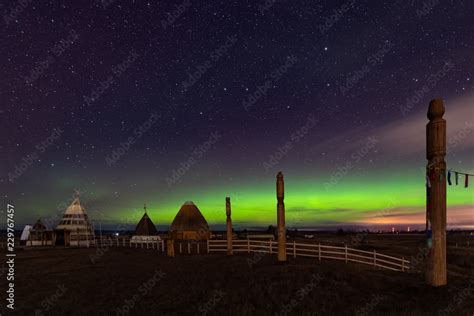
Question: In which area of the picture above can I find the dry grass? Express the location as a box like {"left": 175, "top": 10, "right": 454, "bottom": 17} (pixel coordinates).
{"left": 1, "top": 234, "right": 473, "bottom": 316}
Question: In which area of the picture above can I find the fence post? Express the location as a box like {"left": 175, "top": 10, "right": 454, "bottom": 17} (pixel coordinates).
{"left": 293, "top": 241, "right": 296, "bottom": 258}
{"left": 116, "top": 237, "right": 119, "bottom": 247}
{"left": 373, "top": 250, "right": 376, "bottom": 267}
{"left": 187, "top": 242, "right": 190, "bottom": 254}
{"left": 247, "top": 239, "right": 250, "bottom": 253}
{"left": 318, "top": 243, "right": 321, "bottom": 261}
{"left": 270, "top": 240, "right": 272, "bottom": 254}
{"left": 123, "top": 238, "right": 125, "bottom": 247}
{"left": 197, "top": 243, "right": 200, "bottom": 254}
{"left": 207, "top": 239, "right": 209, "bottom": 253}
{"left": 402, "top": 257, "right": 405, "bottom": 272}
{"left": 179, "top": 243, "right": 182, "bottom": 254}
{"left": 345, "top": 244, "right": 348, "bottom": 263}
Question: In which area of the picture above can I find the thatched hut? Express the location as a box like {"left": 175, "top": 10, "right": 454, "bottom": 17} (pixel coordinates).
{"left": 170, "top": 201, "right": 210, "bottom": 240}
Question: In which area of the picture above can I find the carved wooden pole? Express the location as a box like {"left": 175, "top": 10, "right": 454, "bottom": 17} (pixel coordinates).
{"left": 426, "top": 98, "right": 447, "bottom": 286}
{"left": 226, "top": 197, "right": 233, "bottom": 256}
{"left": 277, "top": 171, "right": 287, "bottom": 262}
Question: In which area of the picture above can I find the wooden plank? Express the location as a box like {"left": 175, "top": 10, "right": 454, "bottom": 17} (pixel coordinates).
{"left": 347, "top": 248, "right": 374, "bottom": 255}
{"left": 320, "top": 250, "right": 345, "bottom": 256}
{"left": 347, "top": 253, "right": 373, "bottom": 261}
{"left": 375, "top": 263, "right": 401, "bottom": 272}
{"left": 375, "top": 257, "right": 402, "bottom": 267}
{"left": 374, "top": 252, "right": 406, "bottom": 261}
{"left": 320, "top": 255, "right": 346, "bottom": 261}
{"left": 347, "top": 258, "right": 374, "bottom": 266}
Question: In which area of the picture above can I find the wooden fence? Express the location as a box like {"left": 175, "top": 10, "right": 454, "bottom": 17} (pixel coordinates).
{"left": 73, "top": 236, "right": 165, "bottom": 252}
{"left": 207, "top": 239, "right": 410, "bottom": 272}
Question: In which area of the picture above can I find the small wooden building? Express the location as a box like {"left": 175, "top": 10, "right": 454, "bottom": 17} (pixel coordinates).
{"left": 22, "top": 219, "right": 55, "bottom": 246}
{"left": 56, "top": 197, "right": 95, "bottom": 246}
{"left": 170, "top": 201, "right": 210, "bottom": 240}
{"left": 131, "top": 208, "right": 161, "bottom": 244}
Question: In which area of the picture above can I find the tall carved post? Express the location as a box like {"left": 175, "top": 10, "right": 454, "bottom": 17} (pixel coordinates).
{"left": 277, "top": 172, "right": 287, "bottom": 262}
{"left": 426, "top": 99, "right": 447, "bottom": 286}
{"left": 226, "top": 197, "right": 233, "bottom": 256}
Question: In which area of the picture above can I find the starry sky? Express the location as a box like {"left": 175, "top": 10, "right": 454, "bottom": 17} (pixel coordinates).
{"left": 1, "top": 1, "right": 473, "bottom": 231}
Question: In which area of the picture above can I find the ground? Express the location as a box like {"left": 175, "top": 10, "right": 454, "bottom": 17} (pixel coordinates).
{"left": 1, "top": 234, "right": 473, "bottom": 316}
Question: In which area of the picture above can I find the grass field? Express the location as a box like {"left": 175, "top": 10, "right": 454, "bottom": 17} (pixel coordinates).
{"left": 1, "top": 234, "right": 473, "bottom": 316}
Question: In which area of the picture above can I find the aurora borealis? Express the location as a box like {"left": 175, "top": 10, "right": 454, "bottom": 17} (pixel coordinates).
{"left": 1, "top": 1, "right": 473, "bottom": 231}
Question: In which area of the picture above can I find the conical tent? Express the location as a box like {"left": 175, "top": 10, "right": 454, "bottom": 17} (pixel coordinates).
{"left": 170, "top": 201, "right": 210, "bottom": 240}
{"left": 131, "top": 208, "right": 161, "bottom": 243}
{"left": 56, "top": 197, "right": 95, "bottom": 245}
{"left": 134, "top": 213, "right": 158, "bottom": 236}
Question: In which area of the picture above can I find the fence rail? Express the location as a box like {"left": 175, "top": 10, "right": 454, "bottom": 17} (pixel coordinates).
{"left": 70, "top": 237, "right": 165, "bottom": 252}
{"left": 207, "top": 239, "right": 410, "bottom": 272}
{"left": 15, "top": 236, "right": 409, "bottom": 272}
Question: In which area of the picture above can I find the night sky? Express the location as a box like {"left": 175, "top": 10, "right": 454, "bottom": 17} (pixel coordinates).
{"left": 1, "top": 1, "right": 473, "bottom": 230}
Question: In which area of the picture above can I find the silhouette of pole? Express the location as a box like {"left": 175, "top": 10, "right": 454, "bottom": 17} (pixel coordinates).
{"left": 426, "top": 98, "right": 447, "bottom": 286}
{"left": 277, "top": 171, "right": 287, "bottom": 262}
{"left": 226, "top": 197, "right": 233, "bottom": 256}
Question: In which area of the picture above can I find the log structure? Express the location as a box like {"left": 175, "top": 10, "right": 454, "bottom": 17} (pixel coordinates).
{"left": 426, "top": 98, "right": 447, "bottom": 286}
{"left": 276, "top": 171, "right": 287, "bottom": 262}
{"left": 226, "top": 197, "right": 233, "bottom": 256}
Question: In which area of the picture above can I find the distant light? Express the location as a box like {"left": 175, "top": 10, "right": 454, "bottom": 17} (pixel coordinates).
{"left": 115, "top": 233, "right": 119, "bottom": 236}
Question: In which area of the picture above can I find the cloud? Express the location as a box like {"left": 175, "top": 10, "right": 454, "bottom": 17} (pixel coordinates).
{"left": 376, "top": 95, "right": 474, "bottom": 156}
{"left": 313, "top": 94, "right": 474, "bottom": 160}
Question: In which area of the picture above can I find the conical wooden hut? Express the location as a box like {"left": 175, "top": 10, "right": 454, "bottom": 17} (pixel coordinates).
{"left": 131, "top": 207, "right": 161, "bottom": 244}
{"left": 56, "top": 197, "right": 95, "bottom": 246}
{"left": 170, "top": 201, "right": 210, "bottom": 240}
